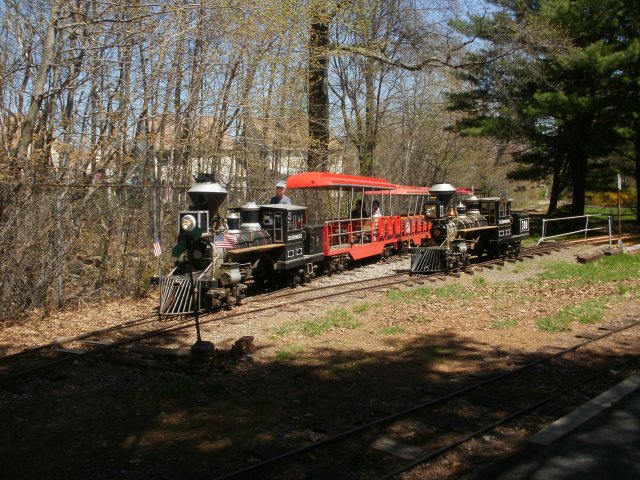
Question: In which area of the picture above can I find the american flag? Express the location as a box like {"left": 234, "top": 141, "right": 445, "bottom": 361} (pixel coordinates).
{"left": 152, "top": 237, "right": 162, "bottom": 257}
{"left": 214, "top": 232, "right": 238, "bottom": 249}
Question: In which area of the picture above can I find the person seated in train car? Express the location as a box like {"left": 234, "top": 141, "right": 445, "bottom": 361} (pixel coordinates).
{"left": 350, "top": 199, "right": 368, "bottom": 219}
{"left": 269, "top": 180, "right": 292, "bottom": 205}
{"left": 372, "top": 200, "right": 383, "bottom": 217}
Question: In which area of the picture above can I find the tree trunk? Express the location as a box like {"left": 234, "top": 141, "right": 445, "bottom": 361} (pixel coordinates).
{"left": 567, "top": 149, "right": 588, "bottom": 215}
{"left": 17, "top": 0, "right": 60, "bottom": 164}
{"left": 307, "top": 4, "right": 330, "bottom": 171}
{"left": 546, "top": 157, "right": 564, "bottom": 216}
{"left": 635, "top": 134, "right": 640, "bottom": 225}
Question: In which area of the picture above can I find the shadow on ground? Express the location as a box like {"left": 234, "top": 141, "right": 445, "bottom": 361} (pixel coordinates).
{"left": 0, "top": 329, "right": 634, "bottom": 480}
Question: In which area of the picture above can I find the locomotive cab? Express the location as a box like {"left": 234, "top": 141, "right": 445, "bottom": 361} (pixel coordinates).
{"left": 258, "top": 205, "right": 324, "bottom": 284}
{"left": 477, "top": 193, "right": 528, "bottom": 256}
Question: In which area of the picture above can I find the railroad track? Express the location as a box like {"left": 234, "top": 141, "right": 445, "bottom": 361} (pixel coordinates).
{"left": 0, "top": 242, "right": 567, "bottom": 385}
{"left": 212, "top": 318, "right": 640, "bottom": 480}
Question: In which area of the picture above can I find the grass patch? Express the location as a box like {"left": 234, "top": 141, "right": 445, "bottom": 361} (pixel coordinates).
{"left": 473, "top": 276, "right": 487, "bottom": 287}
{"left": 536, "top": 297, "right": 611, "bottom": 332}
{"left": 274, "top": 346, "right": 304, "bottom": 361}
{"left": 352, "top": 302, "right": 372, "bottom": 314}
{"left": 302, "top": 308, "right": 360, "bottom": 337}
{"left": 387, "top": 284, "right": 475, "bottom": 303}
{"left": 422, "top": 346, "right": 453, "bottom": 364}
{"left": 585, "top": 206, "right": 635, "bottom": 222}
{"left": 535, "top": 254, "right": 640, "bottom": 285}
{"left": 524, "top": 235, "right": 540, "bottom": 245}
{"left": 271, "top": 321, "right": 297, "bottom": 339}
{"left": 378, "top": 325, "right": 406, "bottom": 335}
{"left": 434, "top": 283, "right": 476, "bottom": 300}
{"left": 617, "top": 284, "right": 640, "bottom": 298}
{"left": 491, "top": 318, "right": 518, "bottom": 329}
{"left": 434, "top": 284, "right": 475, "bottom": 300}
{"left": 386, "top": 286, "right": 434, "bottom": 303}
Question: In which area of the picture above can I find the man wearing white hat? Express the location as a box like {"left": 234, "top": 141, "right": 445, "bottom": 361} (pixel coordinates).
{"left": 269, "top": 180, "right": 291, "bottom": 205}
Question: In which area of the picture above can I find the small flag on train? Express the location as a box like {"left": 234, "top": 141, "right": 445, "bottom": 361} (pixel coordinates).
{"left": 152, "top": 236, "right": 162, "bottom": 257}
{"left": 214, "top": 232, "right": 237, "bottom": 249}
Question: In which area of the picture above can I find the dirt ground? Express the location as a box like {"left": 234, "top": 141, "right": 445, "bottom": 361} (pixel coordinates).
{"left": 1, "top": 243, "right": 640, "bottom": 480}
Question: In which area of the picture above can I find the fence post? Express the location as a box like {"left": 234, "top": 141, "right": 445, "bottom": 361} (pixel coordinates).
{"left": 537, "top": 218, "right": 546, "bottom": 245}
{"left": 584, "top": 215, "right": 589, "bottom": 238}
{"left": 608, "top": 215, "right": 613, "bottom": 247}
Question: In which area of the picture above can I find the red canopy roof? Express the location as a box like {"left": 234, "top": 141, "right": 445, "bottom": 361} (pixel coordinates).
{"left": 363, "top": 185, "right": 430, "bottom": 195}
{"left": 391, "top": 185, "right": 431, "bottom": 195}
{"left": 286, "top": 172, "right": 396, "bottom": 190}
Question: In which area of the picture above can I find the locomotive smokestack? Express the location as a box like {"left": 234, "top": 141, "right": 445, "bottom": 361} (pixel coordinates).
{"left": 430, "top": 183, "right": 456, "bottom": 208}
{"left": 187, "top": 172, "right": 228, "bottom": 218}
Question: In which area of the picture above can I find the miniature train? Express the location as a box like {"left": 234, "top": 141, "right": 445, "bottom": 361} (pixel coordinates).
{"left": 411, "top": 183, "right": 530, "bottom": 273}
{"left": 154, "top": 173, "right": 529, "bottom": 315}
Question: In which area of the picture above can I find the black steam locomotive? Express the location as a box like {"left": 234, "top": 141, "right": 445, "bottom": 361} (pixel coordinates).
{"left": 155, "top": 174, "right": 323, "bottom": 315}
{"left": 411, "top": 183, "right": 530, "bottom": 273}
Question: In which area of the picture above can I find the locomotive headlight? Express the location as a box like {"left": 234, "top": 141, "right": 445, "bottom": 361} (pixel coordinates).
{"left": 181, "top": 214, "right": 197, "bottom": 232}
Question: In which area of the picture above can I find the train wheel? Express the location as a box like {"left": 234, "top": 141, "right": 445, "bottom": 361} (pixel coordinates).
{"left": 322, "top": 260, "right": 333, "bottom": 276}
{"left": 288, "top": 271, "right": 300, "bottom": 288}
{"left": 252, "top": 254, "right": 275, "bottom": 283}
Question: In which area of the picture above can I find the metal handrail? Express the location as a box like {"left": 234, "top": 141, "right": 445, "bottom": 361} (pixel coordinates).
{"left": 537, "top": 214, "right": 612, "bottom": 246}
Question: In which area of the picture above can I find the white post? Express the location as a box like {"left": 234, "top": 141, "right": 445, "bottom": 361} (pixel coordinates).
{"left": 617, "top": 173, "right": 623, "bottom": 247}
{"left": 609, "top": 215, "right": 613, "bottom": 248}
{"left": 584, "top": 216, "right": 589, "bottom": 238}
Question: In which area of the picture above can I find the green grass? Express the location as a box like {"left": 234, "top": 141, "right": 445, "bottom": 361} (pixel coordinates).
{"left": 377, "top": 325, "right": 406, "bottom": 335}
{"left": 585, "top": 206, "right": 635, "bottom": 222}
{"left": 433, "top": 284, "right": 476, "bottom": 300}
{"left": 386, "top": 284, "right": 475, "bottom": 303}
{"left": 271, "top": 321, "right": 297, "bottom": 339}
{"left": 491, "top": 318, "right": 519, "bottom": 329}
{"left": 386, "top": 286, "right": 434, "bottom": 303}
{"left": 617, "top": 284, "right": 640, "bottom": 298}
{"left": 301, "top": 308, "right": 360, "bottom": 337}
{"left": 536, "top": 297, "right": 611, "bottom": 332}
{"left": 473, "top": 276, "right": 487, "bottom": 287}
{"left": 534, "top": 253, "right": 640, "bottom": 285}
{"left": 352, "top": 302, "right": 373, "bottom": 314}
{"left": 274, "top": 346, "right": 304, "bottom": 361}
{"left": 523, "top": 235, "right": 540, "bottom": 245}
